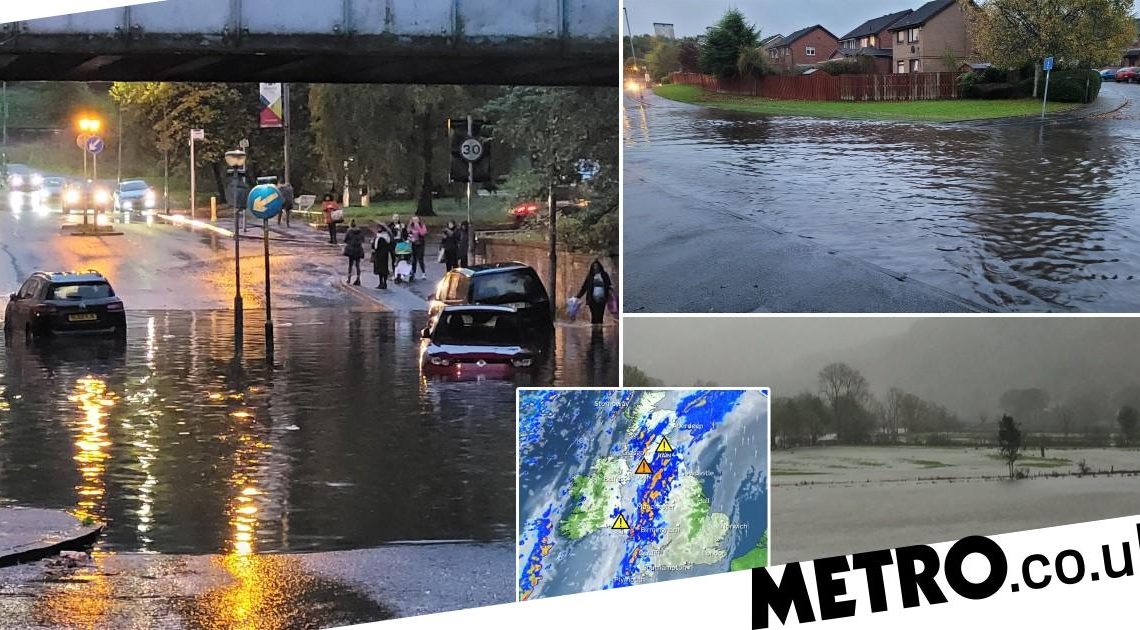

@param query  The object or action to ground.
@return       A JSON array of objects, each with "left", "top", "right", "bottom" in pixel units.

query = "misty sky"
[{"left": 624, "top": 0, "right": 1140, "bottom": 39}]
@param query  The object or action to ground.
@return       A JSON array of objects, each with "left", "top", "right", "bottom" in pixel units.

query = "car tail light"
[
  {"left": 430, "top": 356, "right": 451, "bottom": 366},
  {"left": 106, "top": 302, "right": 124, "bottom": 311},
  {"left": 33, "top": 304, "right": 57, "bottom": 317}
]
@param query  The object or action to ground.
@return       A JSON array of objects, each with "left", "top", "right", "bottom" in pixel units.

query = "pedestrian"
[
  {"left": 322, "top": 193, "right": 342, "bottom": 244},
  {"left": 457, "top": 220, "right": 470, "bottom": 268},
  {"left": 343, "top": 219, "right": 365, "bottom": 285},
  {"left": 576, "top": 260, "right": 613, "bottom": 325},
  {"left": 371, "top": 223, "right": 394, "bottom": 289},
  {"left": 389, "top": 213, "right": 407, "bottom": 272},
  {"left": 408, "top": 215, "right": 429, "bottom": 281},
  {"left": 441, "top": 220, "right": 461, "bottom": 271}
]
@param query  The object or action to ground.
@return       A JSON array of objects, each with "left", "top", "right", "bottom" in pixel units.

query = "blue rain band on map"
[{"left": 516, "top": 388, "right": 770, "bottom": 599}]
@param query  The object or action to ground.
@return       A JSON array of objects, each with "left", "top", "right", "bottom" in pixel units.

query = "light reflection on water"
[{"left": 0, "top": 309, "right": 617, "bottom": 553}]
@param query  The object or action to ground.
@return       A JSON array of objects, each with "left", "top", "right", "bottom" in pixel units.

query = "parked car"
[
  {"left": 113, "top": 179, "right": 157, "bottom": 213},
  {"left": 1115, "top": 67, "right": 1138, "bottom": 83},
  {"left": 1101, "top": 68, "right": 1120, "bottom": 81},
  {"left": 508, "top": 199, "right": 588, "bottom": 226},
  {"left": 419, "top": 305, "right": 537, "bottom": 379},
  {"left": 4, "top": 271, "right": 127, "bottom": 339},
  {"left": 428, "top": 263, "right": 554, "bottom": 338}
]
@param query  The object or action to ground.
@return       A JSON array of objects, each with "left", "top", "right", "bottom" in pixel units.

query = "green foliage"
[
  {"left": 483, "top": 87, "right": 616, "bottom": 253},
  {"left": 819, "top": 56, "right": 876, "bottom": 75},
  {"left": 646, "top": 39, "right": 682, "bottom": 82},
  {"left": 997, "top": 414, "right": 1023, "bottom": 479},
  {"left": 679, "top": 39, "right": 701, "bottom": 73},
  {"left": 1045, "top": 69, "right": 1103, "bottom": 102},
  {"left": 623, "top": 364, "right": 663, "bottom": 387},
  {"left": 699, "top": 9, "right": 762, "bottom": 79}
]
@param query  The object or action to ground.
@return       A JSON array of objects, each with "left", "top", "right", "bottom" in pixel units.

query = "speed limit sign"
[{"left": 460, "top": 137, "right": 484, "bottom": 162}]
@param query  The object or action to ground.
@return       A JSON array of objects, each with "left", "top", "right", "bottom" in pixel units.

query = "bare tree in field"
[
  {"left": 818, "top": 363, "right": 872, "bottom": 443},
  {"left": 998, "top": 415, "right": 1023, "bottom": 479}
]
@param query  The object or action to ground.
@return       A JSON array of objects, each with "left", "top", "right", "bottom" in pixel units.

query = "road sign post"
[
  {"left": 1041, "top": 57, "right": 1054, "bottom": 120},
  {"left": 189, "top": 129, "right": 204, "bottom": 218},
  {"left": 248, "top": 183, "right": 283, "bottom": 358},
  {"left": 86, "top": 136, "right": 103, "bottom": 181}
]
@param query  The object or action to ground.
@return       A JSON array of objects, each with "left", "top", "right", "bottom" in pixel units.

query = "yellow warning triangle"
[
  {"left": 656, "top": 436, "right": 674, "bottom": 454},
  {"left": 635, "top": 459, "right": 653, "bottom": 475},
  {"left": 612, "top": 513, "right": 630, "bottom": 530}
]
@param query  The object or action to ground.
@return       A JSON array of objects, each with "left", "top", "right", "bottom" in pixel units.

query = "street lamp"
[
  {"left": 226, "top": 149, "right": 248, "bottom": 340},
  {"left": 76, "top": 116, "right": 103, "bottom": 181}
]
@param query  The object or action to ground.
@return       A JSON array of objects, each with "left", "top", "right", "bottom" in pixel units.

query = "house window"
[
  {"left": 908, "top": 28, "right": 920, "bottom": 43},
  {"left": 869, "top": 35, "right": 877, "bottom": 47},
  {"left": 897, "top": 60, "right": 906, "bottom": 74},
  {"left": 805, "top": 46, "right": 816, "bottom": 56},
  {"left": 897, "top": 31, "right": 905, "bottom": 44},
  {"left": 911, "top": 59, "right": 922, "bottom": 73}
]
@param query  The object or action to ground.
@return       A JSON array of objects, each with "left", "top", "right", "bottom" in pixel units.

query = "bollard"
[{"left": 211, "top": 196, "right": 217, "bottom": 222}]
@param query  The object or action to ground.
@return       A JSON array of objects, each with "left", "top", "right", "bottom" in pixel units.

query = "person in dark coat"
[
  {"left": 457, "top": 220, "right": 470, "bottom": 268},
  {"left": 343, "top": 219, "right": 366, "bottom": 285},
  {"left": 441, "top": 220, "right": 461, "bottom": 271},
  {"left": 576, "top": 259, "right": 613, "bottom": 325},
  {"left": 371, "top": 223, "right": 394, "bottom": 289},
  {"left": 322, "top": 194, "right": 341, "bottom": 244}
]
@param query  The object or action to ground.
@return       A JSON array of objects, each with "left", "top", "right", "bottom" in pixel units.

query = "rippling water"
[
  {"left": 0, "top": 309, "right": 617, "bottom": 553},
  {"left": 624, "top": 93, "right": 1140, "bottom": 311}
]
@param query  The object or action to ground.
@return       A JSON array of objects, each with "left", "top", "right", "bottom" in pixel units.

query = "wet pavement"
[{"left": 624, "top": 83, "right": 1140, "bottom": 312}]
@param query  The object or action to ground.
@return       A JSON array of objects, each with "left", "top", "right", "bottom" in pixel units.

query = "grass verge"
[{"left": 654, "top": 84, "right": 1082, "bottom": 123}]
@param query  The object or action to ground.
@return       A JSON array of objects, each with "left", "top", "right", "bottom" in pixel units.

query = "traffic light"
[{"left": 448, "top": 118, "right": 492, "bottom": 183}]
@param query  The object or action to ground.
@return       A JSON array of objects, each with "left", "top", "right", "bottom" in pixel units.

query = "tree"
[
  {"left": 961, "top": 0, "right": 1135, "bottom": 96},
  {"left": 818, "top": 363, "right": 873, "bottom": 444},
  {"left": 699, "top": 9, "right": 763, "bottom": 79},
  {"left": 483, "top": 88, "right": 617, "bottom": 252},
  {"left": 646, "top": 39, "right": 682, "bottom": 81},
  {"left": 773, "top": 393, "right": 829, "bottom": 448},
  {"left": 678, "top": 39, "right": 701, "bottom": 73},
  {"left": 997, "top": 414, "right": 1023, "bottom": 479},
  {"left": 1117, "top": 406, "right": 1139, "bottom": 447},
  {"left": 623, "top": 365, "right": 662, "bottom": 387}
]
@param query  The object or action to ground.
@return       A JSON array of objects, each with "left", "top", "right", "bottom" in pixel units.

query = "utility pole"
[
  {"left": 548, "top": 179, "right": 557, "bottom": 319},
  {"left": 283, "top": 83, "right": 291, "bottom": 185},
  {"left": 466, "top": 114, "right": 474, "bottom": 264},
  {"left": 116, "top": 104, "right": 122, "bottom": 184},
  {"left": 623, "top": 7, "right": 639, "bottom": 70},
  {"left": 2, "top": 81, "right": 7, "bottom": 148}
]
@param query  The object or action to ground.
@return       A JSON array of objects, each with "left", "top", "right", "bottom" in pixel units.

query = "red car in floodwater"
[
  {"left": 419, "top": 305, "right": 537, "bottom": 380},
  {"left": 1116, "top": 67, "right": 1139, "bottom": 83}
]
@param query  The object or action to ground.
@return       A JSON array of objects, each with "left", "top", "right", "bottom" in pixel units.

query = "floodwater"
[
  {"left": 0, "top": 309, "right": 617, "bottom": 554},
  {"left": 772, "top": 446, "right": 1140, "bottom": 563},
  {"left": 624, "top": 85, "right": 1140, "bottom": 312}
]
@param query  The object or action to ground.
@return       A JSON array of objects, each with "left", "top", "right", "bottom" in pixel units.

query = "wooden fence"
[{"left": 672, "top": 71, "right": 962, "bottom": 101}]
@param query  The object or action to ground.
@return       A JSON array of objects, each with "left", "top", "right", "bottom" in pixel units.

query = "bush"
[
  {"left": 1047, "top": 69, "right": 1102, "bottom": 103},
  {"left": 819, "top": 56, "right": 876, "bottom": 75},
  {"left": 972, "top": 82, "right": 1019, "bottom": 99}
]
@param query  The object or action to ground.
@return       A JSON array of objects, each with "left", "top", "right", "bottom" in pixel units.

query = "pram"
[{"left": 393, "top": 240, "right": 413, "bottom": 284}]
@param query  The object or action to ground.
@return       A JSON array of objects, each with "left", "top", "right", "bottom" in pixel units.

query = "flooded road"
[
  {"left": 625, "top": 84, "right": 1140, "bottom": 312},
  {"left": 0, "top": 309, "right": 617, "bottom": 554}
]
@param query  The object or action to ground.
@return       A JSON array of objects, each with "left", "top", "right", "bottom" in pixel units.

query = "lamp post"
[
  {"left": 226, "top": 149, "right": 248, "bottom": 340},
  {"left": 77, "top": 117, "right": 102, "bottom": 180}
]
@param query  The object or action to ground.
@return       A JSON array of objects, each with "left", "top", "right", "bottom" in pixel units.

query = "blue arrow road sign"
[
  {"left": 1044, "top": 57, "right": 1054, "bottom": 72},
  {"left": 86, "top": 136, "right": 105, "bottom": 155},
  {"left": 247, "top": 184, "right": 284, "bottom": 220}
]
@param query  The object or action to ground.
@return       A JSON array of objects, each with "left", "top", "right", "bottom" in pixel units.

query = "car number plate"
[
  {"left": 508, "top": 302, "right": 530, "bottom": 309},
  {"left": 69, "top": 313, "right": 98, "bottom": 322}
]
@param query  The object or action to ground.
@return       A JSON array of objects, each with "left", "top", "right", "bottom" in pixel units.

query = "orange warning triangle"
[
  {"left": 635, "top": 459, "right": 653, "bottom": 475},
  {"left": 656, "top": 436, "right": 674, "bottom": 453},
  {"left": 611, "top": 513, "right": 630, "bottom": 530}
]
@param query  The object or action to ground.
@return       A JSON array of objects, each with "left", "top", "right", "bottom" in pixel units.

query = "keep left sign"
[{"left": 1, "top": 1, "right": 166, "bottom": 24}]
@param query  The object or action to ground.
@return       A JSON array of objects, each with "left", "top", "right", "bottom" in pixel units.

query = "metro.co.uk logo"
[{"left": 754, "top": 524, "right": 1140, "bottom": 628}]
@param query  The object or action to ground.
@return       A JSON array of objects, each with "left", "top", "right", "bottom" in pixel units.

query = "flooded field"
[{"left": 772, "top": 446, "right": 1140, "bottom": 563}]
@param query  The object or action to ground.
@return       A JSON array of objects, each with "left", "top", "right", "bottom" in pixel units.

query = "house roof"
[
  {"left": 839, "top": 10, "right": 913, "bottom": 41},
  {"left": 835, "top": 46, "right": 895, "bottom": 58},
  {"left": 889, "top": 0, "right": 959, "bottom": 31},
  {"left": 760, "top": 34, "right": 784, "bottom": 48},
  {"left": 776, "top": 24, "right": 839, "bottom": 48}
]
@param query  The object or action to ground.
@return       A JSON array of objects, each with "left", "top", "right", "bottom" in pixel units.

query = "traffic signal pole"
[{"left": 467, "top": 115, "right": 474, "bottom": 263}]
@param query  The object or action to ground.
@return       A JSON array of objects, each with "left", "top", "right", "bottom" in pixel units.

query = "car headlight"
[
  {"left": 65, "top": 189, "right": 80, "bottom": 205},
  {"left": 145, "top": 191, "right": 156, "bottom": 207},
  {"left": 10, "top": 175, "right": 22, "bottom": 187},
  {"left": 123, "top": 200, "right": 133, "bottom": 211},
  {"left": 93, "top": 189, "right": 110, "bottom": 205},
  {"left": 512, "top": 357, "right": 534, "bottom": 368},
  {"left": 30, "top": 174, "right": 43, "bottom": 187}
]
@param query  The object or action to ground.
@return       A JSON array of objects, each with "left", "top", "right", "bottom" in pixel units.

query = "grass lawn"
[
  {"left": 294, "top": 194, "right": 516, "bottom": 229},
  {"left": 654, "top": 84, "right": 1082, "bottom": 123}
]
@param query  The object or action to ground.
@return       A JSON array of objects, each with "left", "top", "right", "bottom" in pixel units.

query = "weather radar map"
[{"left": 517, "top": 388, "right": 769, "bottom": 600}]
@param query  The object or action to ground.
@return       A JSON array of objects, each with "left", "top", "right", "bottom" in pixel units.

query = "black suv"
[
  {"left": 428, "top": 263, "right": 553, "bottom": 339},
  {"left": 4, "top": 271, "right": 127, "bottom": 339}
]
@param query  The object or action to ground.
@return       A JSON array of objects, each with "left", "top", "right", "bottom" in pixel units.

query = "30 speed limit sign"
[{"left": 460, "top": 137, "right": 484, "bottom": 162}]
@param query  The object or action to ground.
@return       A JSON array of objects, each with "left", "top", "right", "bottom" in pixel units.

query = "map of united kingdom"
[{"left": 517, "top": 388, "right": 769, "bottom": 600}]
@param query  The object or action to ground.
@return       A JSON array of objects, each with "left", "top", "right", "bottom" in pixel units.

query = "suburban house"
[
  {"left": 888, "top": 0, "right": 974, "bottom": 74},
  {"left": 831, "top": 9, "right": 913, "bottom": 74},
  {"left": 1122, "top": 18, "right": 1140, "bottom": 66},
  {"left": 761, "top": 33, "right": 784, "bottom": 62},
  {"left": 769, "top": 25, "right": 839, "bottom": 70}
]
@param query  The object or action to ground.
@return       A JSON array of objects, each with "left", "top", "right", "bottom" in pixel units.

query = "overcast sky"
[{"left": 624, "top": 0, "right": 1140, "bottom": 39}]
